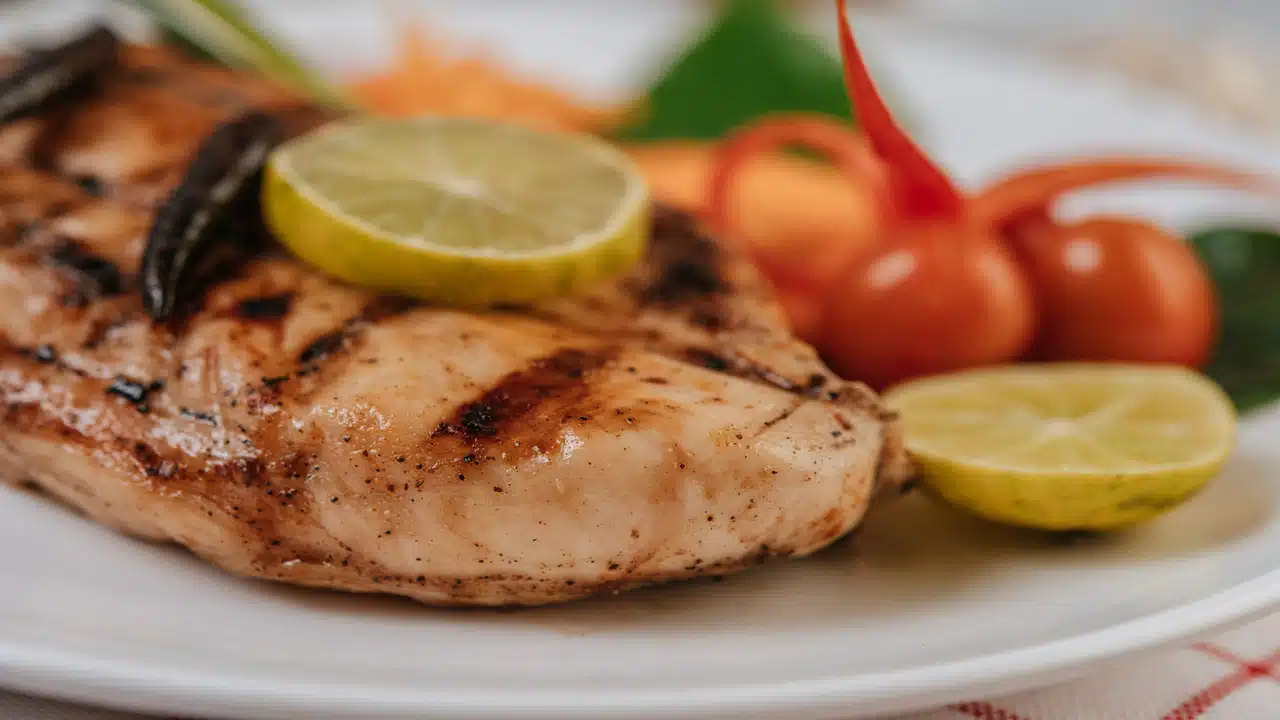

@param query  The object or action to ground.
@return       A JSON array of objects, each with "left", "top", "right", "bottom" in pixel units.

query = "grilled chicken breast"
[{"left": 0, "top": 44, "right": 912, "bottom": 605}]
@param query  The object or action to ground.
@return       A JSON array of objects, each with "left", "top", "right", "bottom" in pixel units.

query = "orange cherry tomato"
[
  {"left": 820, "top": 222, "right": 1036, "bottom": 389},
  {"left": 1008, "top": 215, "right": 1218, "bottom": 367}
]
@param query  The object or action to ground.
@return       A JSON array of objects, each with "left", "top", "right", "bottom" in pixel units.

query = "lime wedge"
[
  {"left": 885, "top": 364, "right": 1237, "bottom": 531},
  {"left": 263, "top": 116, "right": 650, "bottom": 306}
]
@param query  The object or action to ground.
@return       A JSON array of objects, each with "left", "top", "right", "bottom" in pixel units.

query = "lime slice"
[
  {"left": 263, "top": 116, "right": 650, "bottom": 306},
  {"left": 884, "top": 364, "right": 1237, "bottom": 531}
]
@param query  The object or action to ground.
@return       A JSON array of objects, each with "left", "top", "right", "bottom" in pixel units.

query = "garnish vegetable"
[
  {"left": 348, "top": 20, "right": 623, "bottom": 133},
  {"left": 123, "top": 0, "right": 353, "bottom": 108},
  {"left": 709, "top": 0, "right": 1280, "bottom": 388},
  {"left": 886, "top": 363, "right": 1237, "bottom": 531},
  {"left": 262, "top": 116, "right": 650, "bottom": 307},
  {"left": 1191, "top": 227, "right": 1280, "bottom": 411},
  {"left": 141, "top": 111, "right": 283, "bottom": 321}
]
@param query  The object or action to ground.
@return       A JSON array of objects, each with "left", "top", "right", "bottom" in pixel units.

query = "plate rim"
[{"left": 2, "top": 570, "right": 1277, "bottom": 719}]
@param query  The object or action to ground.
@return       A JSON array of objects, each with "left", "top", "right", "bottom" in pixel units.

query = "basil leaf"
[
  {"left": 1191, "top": 227, "right": 1280, "bottom": 412},
  {"left": 614, "top": 0, "right": 852, "bottom": 141}
]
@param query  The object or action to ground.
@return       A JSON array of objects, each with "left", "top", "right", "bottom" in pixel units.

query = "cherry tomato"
[
  {"left": 770, "top": 278, "right": 828, "bottom": 344},
  {"left": 819, "top": 222, "right": 1036, "bottom": 389},
  {"left": 1008, "top": 215, "right": 1218, "bottom": 367}
]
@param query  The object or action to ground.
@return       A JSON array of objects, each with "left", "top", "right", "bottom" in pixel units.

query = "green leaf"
[
  {"left": 158, "top": 27, "right": 216, "bottom": 63},
  {"left": 614, "top": 0, "right": 853, "bottom": 141},
  {"left": 1190, "top": 226, "right": 1280, "bottom": 412},
  {"left": 119, "top": 0, "right": 354, "bottom": 108}
]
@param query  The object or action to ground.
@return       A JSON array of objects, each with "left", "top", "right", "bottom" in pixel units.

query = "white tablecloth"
[{"left": 3, "top": 610, "right": 1276, "bottom": 720}]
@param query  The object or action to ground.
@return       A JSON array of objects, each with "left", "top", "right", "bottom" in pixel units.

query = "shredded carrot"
[{"left": 348, "top": 20, "right": 626, "bottom": 134}]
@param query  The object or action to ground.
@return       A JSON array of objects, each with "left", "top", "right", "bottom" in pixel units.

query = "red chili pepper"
[
  {"left": 834, "top": 3, "right": 964, "bottom": 220},
  {"left": 972, "top": 158, "right": 1280, "bottom": 229}
]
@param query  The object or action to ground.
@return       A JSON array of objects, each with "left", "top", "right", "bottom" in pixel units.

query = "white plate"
[{"left": 3, "top": 3, "right": 1280, "bottom": 719}]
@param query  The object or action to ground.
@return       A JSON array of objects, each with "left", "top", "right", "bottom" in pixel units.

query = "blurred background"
[
  {"left": 1, "top": 0, "right": 1277, "bottom": 141},
  {"left": 2, "top": 0, "right": 1278, "bottom": 142},
  {"left": 844, "top": 0, "right": 1280, "bottom": 140}
]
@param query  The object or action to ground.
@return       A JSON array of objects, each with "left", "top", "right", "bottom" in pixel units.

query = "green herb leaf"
[
  {"left": 158, "top": 26, "right": 216, "bottom": 63},
  {"left": 614, "top": 0, "right": 852, "bottom": 141},
  {"left": 1191, "top": 226, "right": 1280, "bottom": 412},
  {"left": 119, "top": 0, "right": 354, "bottom": 108}
]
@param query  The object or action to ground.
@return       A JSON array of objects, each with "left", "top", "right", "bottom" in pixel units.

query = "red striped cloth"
[{"left": 908, "top": 611, "right": 1280, "bottom": 720}]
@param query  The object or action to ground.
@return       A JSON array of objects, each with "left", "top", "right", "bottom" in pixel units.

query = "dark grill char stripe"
[
  {"left": 267, "top": 296, "right": 425, "bottom": 407},
  {"left": 28, "top": 105, "right": 79, "bottom": 174},
  {"left": 70, "top": 174, "right": 106, "bottom": 197},
  {"left": 298, "top": 329, "right": 348, "bottom": 366},
  {"left": 296, "top": 297, "right": 420, "bottom": 369},
  {"left": 0, "top": 171, "right": 92, "bottom": 248},
  {"left": 0, "top": 25, "right": 121, "bottom": 125},
  {"left": 234, "top": 293, "right": 293, "bottom": 321},
  {"left": 431, "top": 347, "right": 618, "bottom": 458},
  {"left": 82, "top": 312, "right": 135, "bottom": 351},
  {"left": 629, "top": 206, "right": 735, "bottom": 333},
  {"left": 46, "top": 239, "right": 126, "bottom": 303},
  {"left": 5, "top": 341, "right": 86, "bottom": 378},
  {"left": 683, "top": 346, "right": 830, "bottom": 398},
  {"left": 640, "top": 207, "right": 730, "bottom": 305},
  {"left": 686, "top": 348, "right": 730, "bottom": 372},
  {"left": 106, "top": 376, "right": 164, "bottom": 413}
]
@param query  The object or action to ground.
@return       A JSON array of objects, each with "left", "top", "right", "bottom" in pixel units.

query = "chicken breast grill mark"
[{"left": 0, "top": 45, "right": 913, "bottom": 606}]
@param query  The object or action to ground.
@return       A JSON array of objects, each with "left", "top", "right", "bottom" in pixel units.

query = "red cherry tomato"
[
  {"left": 771, "top": 279, "right": 829, "bottom": 344},
  {"left": 1008, "top": 215, "right": 1218, "bottom": 367},
  {"left": 819, "top": 222, "right": 1036, "bottom": 389}
]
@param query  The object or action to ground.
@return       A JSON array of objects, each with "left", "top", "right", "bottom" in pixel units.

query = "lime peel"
[
  {"left": 885, "top": 364, "right": 1237, "bottom": 531},
  {"left": 263, "top": 116, "right": 650, "bottom": 306}
]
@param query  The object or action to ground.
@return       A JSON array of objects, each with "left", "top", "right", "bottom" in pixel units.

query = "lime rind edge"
[{"left": 268, "top": 117, "right": 651, "bottom": 261}]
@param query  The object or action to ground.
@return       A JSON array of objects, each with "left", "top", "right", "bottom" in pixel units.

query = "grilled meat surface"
[{"left": 0, "top": 45, "right": 912, "bottom": 606}]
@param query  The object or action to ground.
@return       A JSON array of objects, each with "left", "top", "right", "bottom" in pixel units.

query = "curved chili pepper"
[
  {"left": 705, "top": 113, "right": 888, "bottom": 250},
  {"left": 971, "top": 158, "right": 1280, "bottom": 228},
  {"left": 834, "top": 0, "right": 964, "bottom": 220}
]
